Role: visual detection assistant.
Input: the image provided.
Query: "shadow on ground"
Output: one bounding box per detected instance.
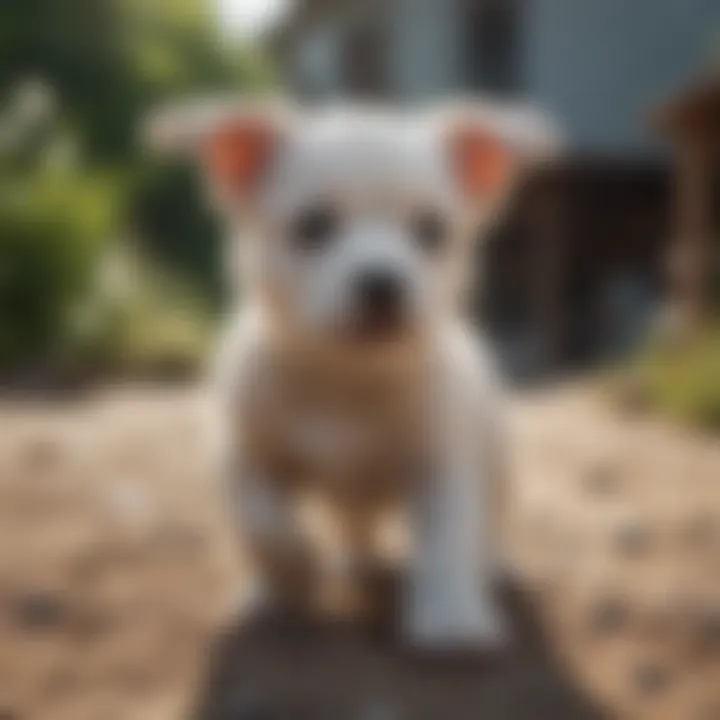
[194,581,603,720]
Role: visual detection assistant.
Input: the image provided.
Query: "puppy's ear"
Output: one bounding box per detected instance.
[440,102,561,206]
[447,122,515,203]
[144,98,287,207]
[202,118,277,199]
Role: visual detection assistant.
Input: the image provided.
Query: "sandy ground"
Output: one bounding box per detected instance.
[0,382,718,719]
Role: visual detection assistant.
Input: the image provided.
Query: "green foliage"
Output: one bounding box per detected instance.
[0,172,117,367]
[639,328,720,431]
[0,86,121,369]
[67,245,213,379]
[610,326,720,433]
[0,0,276,377]
[0,0,276,163]
[130,160,223,302]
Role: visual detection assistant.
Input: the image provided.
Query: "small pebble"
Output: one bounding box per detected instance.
[633,663,671,695]
[589,597,630,636]
[687,605,720,652]
[11,592,65,631]
[700,611,720,642]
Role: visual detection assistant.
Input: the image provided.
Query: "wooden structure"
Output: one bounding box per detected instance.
[481,158,672,377]
[653,74,720,335]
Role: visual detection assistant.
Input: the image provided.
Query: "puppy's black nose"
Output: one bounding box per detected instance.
[355,270,405,320]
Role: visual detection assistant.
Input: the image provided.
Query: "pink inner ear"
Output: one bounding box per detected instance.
[449,125,513,200]
[203,120,275,196]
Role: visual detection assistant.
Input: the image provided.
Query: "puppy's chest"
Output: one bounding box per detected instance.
[299,399,413,467]
[260,380,423,489]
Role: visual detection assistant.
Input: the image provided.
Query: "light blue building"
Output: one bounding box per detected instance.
[274,0,718,154]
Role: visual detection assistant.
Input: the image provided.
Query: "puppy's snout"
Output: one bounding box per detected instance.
[355,270,405,319]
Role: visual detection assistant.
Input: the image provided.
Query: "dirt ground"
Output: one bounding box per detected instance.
[0,382,718,719]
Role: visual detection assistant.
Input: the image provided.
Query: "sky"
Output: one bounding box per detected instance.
[216,0,290,39]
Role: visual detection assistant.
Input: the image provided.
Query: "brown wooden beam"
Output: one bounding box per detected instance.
[669,141,715,336]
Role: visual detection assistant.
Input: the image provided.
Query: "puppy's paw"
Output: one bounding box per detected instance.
[404,592,509,661]
[491,557,526,600]
[354,562,403,638]
[242,587,322,643]
[226,568,319,637]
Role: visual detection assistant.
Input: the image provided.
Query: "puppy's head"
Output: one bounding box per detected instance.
[148,101,555,354]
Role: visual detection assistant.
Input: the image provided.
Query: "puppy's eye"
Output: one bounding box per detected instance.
[411,210,448,254]
[291,205,339,252]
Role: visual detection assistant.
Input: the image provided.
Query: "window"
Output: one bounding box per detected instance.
[466,0,522,96]
[342,21,388,99]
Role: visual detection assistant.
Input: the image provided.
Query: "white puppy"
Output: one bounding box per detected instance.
[149,101,552,651]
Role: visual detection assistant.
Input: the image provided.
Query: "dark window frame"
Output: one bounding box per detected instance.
[465,0,523,96]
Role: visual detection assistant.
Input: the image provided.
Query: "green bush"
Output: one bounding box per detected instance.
[0,169,119,370]
[130,159,223,300]
[0,76,220,380]
[641,329,720,431]
[66,245,214,379]
[0,0,277,379]
[611,326,720,432]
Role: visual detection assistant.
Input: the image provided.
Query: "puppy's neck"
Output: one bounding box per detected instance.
[254,304,431,396]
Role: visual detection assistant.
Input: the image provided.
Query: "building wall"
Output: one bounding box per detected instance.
[386,0,465,100]
[524,0,719,155]
[284,0,718,154]
[292,19,344,98]
[383,0,719,152]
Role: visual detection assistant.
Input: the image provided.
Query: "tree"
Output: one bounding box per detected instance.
[0,0,276,371]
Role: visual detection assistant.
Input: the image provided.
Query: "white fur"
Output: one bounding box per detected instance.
[230,113,478,345]
[406,324,506,646]
[192,106,526,650]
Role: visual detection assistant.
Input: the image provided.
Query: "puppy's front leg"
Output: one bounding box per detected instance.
[405,341,507,652]
[223,440,316,617]
[406,456,505,652]
[236,472,316,612]
[212,319,317,618]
